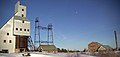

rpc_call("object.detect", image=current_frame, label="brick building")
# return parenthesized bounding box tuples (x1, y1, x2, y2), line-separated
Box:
(88, 42, 113, 52)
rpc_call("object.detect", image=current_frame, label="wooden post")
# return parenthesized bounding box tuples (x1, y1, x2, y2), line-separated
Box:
(114, 30, 118, 51)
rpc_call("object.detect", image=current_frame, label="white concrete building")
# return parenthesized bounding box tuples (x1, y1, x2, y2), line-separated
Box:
(0, 1, 30, 53)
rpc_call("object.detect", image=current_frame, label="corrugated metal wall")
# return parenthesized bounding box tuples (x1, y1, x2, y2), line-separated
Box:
(15, 36, 28, 49)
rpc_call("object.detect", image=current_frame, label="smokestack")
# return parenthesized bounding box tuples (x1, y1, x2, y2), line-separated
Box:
(114, 30, 118, 51)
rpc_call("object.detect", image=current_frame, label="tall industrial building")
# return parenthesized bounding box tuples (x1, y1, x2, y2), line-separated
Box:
(0, 1, 30, 53)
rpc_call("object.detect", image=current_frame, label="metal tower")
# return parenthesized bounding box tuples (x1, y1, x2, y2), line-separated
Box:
(27, 36, 34, 51)
(47, 23, 54, 45)
(40, 23, 54, 45)
(34, 17, 41, 50)
(34, 17, 54, 50)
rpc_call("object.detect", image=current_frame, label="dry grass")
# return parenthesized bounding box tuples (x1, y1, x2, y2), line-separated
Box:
(96, 52, 120, 57)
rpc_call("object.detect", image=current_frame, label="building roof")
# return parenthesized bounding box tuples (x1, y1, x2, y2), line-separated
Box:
(0, 16, 14, 29)
(88, 41, 102, 46)
(102, 45, 113, 49)
(38, 45, 57, 51)
(94, 42, 102, 45)
(98, 45, 113, 51)
(0, 16, 30, 29)
(14, 16, 29, 21)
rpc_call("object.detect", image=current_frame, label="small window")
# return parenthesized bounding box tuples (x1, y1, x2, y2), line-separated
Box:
(22, 20, 24, 23)
(27, 29, 29, 32)
(24, 29, 26, 31)
(9, 40, 12, 43)
(22, 9, 24, 11)
(7, 33, 9, 36)
(16, 28, 18, 30)
(4, 40, 6, 43)
(22, 14, 24, 17)
(20, 28, 22, 31)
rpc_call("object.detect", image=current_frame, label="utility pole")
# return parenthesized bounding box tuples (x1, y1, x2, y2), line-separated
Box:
(114, 30, 118, 51)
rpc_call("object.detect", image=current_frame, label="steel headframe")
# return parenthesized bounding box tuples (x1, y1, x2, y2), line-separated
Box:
(34, 17, 54, 50)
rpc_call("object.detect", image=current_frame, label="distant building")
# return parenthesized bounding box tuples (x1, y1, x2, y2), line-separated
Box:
(0, 1, 30, 53)
(38, 45, 57, 53)
(88, 42, 102, 52)
(88, 42, 113, 52)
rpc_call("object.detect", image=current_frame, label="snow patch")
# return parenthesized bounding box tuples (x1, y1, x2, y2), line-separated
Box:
(0, 52, 96, 57)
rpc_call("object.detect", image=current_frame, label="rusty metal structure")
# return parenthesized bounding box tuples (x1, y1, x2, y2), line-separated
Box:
(16, 36, 28, 52)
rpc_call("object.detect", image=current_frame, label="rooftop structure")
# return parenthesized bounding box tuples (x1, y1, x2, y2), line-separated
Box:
(38, 45, 57, 53)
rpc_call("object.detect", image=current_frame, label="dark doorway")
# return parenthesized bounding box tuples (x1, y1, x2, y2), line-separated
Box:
(15, 36, 28, 52)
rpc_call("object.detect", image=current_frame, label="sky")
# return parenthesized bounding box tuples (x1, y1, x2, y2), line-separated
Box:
(0, 0, 120, 51)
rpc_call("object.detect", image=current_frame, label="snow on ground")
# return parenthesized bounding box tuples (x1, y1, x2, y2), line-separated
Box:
(0, 52, 96, 57)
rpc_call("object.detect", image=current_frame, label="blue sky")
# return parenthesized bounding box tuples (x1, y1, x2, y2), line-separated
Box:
(0, 0, 120, 50)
